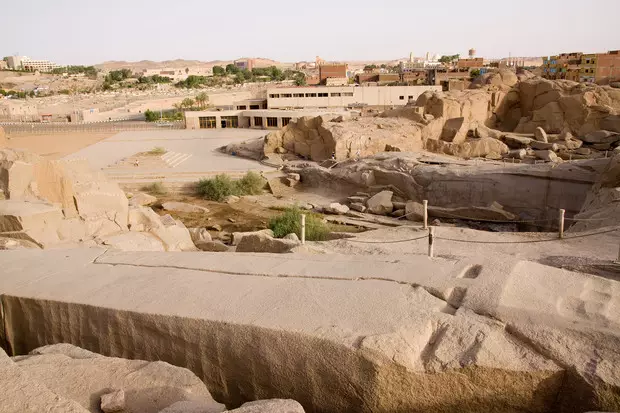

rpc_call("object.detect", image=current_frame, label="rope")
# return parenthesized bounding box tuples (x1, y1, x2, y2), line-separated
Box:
(344, 234, 428, 244)
(342, 227, 618, 245)
(436, 227, 619, 244)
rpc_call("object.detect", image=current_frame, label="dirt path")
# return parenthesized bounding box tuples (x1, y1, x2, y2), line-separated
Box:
(5, 132, 113, 159)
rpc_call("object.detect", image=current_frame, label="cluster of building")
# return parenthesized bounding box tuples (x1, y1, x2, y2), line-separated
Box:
(541, 50, 620, 83)
(2, 55, 60, 72)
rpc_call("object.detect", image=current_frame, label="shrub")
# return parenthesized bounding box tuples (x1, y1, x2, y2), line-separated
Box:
(196, 174, 237, 201)
(148, 146, 166, 155)
(142, 182, 167, 196)
(235, 171, 265, 195)
(196, 172, 265, 201)
(269, 207, 330, 241)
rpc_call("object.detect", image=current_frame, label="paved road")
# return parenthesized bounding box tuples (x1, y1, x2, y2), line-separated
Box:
(64, 129, 273, 182)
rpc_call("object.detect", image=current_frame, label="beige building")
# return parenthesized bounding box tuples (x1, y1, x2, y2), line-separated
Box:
(0, 101, 39, 121)
(266, 85, 442, 109)
(185, 109, 348, 130)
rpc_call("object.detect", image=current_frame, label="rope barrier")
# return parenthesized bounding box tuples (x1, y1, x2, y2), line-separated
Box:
(436, 227, 619, 244)
(342, 227, 618, 246)
(344, 234, 428, 244)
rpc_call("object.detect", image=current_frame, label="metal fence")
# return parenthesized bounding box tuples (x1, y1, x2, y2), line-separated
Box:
(0, 121, 185, 136)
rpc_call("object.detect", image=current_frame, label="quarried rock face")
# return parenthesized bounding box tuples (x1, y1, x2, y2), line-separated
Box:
(2, 249, 620, 413)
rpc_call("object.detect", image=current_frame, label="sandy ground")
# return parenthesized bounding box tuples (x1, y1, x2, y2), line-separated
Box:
(6, 132, 113, 159)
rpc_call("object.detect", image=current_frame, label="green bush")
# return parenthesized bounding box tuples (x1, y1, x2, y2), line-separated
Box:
(142, 182, 167, 196)
(196, 172, 265, 201)
(235, 171, 265, 195)
(196, 174, 237, 201)
(269, 207, 330, 241)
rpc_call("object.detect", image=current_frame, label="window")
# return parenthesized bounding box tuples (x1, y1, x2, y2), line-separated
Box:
(293, 93, 304, 97)
(267, 117, 278, 127)
(220, 116, 238, 128)
(342, 92, 353, 97)
(408, 95, 413, 100)
(254, 117, 263, 127)
(236, 105, 247, 110)
(318, 92, 328, 97)
(199, 116, 216, 129)
(305, 93, 317, 97)
(331, 93, 341, 97)
(282, 117, 291, 127)
(269, 94, 280, 98)
(399, 96, 404, 100)
(249, 105, 260, 110)
(281, 93, 292, 98)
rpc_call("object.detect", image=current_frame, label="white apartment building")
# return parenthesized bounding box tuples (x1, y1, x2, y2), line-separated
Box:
(6, 55, 60, 72)
(266, 85, 442, 109)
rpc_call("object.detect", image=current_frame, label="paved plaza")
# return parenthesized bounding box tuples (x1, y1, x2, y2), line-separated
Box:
(64, 129, 273, 182)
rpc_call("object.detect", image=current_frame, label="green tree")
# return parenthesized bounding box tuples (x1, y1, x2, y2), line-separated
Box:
(181, 97, 195, 110)
(212, 66, 225, 76)
(234, 72, 245, 84)
(195, 92, 209, 109)
(470, 69, 481, 80)
(225, 63, 240, 74)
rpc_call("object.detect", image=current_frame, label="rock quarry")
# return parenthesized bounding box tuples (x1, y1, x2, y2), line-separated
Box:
(1, 75, 620, 413)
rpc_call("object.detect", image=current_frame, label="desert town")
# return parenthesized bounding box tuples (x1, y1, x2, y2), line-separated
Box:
(1, 3, 620, 412)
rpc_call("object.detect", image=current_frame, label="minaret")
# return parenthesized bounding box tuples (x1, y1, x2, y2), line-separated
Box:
(409, 52, 414, 63)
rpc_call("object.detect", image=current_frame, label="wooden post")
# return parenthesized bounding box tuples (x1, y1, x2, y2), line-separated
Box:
(301, 214, 306, 245)
(559, 209, 565, 239)
(423, 200, 428, 230)
(615, 242, 620, 264)
(428, 227, 435, 258)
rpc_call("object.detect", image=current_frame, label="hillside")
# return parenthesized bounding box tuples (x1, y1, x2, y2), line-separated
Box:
(95, 57, 289, 71)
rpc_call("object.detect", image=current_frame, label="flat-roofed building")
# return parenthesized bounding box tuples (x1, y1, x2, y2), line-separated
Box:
(185, 108, 348, 130)
(266, 85, 442, 109)
(457, 58, 484, 69)
(319, 64, 348, 84)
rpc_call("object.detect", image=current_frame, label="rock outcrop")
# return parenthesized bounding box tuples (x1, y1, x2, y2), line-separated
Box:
(2, 344, 225, 413)
(0, 149, 128, 246)
(570, 153, 620, 231)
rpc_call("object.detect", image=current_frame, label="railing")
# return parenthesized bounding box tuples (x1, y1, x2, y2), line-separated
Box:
(1, 120, 184, 136)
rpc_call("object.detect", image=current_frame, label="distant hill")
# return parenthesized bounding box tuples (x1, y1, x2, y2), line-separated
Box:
(94, 57, 291, 71)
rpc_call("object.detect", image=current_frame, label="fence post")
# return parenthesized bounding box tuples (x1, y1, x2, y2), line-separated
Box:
(301, 214, 306, 245)
(616, 242, 620, 264)
(559, 209, 565, 239)
(428, 227, 435, 258)
(423, 200, 428, 230)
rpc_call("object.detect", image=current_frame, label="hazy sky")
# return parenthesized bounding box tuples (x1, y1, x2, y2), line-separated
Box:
(2, 0, 619, 65)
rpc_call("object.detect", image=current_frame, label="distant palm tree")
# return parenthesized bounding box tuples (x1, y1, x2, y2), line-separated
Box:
(181, 98, 195, 110)
(195, 92, 208, 109)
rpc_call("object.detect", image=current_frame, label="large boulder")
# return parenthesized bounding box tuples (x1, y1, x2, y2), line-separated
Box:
(324, 203, 350, 215)
(440, 117, 468, 144)
(227, 399, 305, 413)
(236, 232, 299, 253)
(581, 130, 620, 145)
(426, 137, 509, 158)
(231, 229, 274, 246)
(0, 200, 64, 246)
(127, 207, 195, 251)
(128, 192, 157, 207)
(366, 191, 394, 215)
(162, 201, 209, 214)
(0, 149, 129, 241)
(0, 347, 89, 413)
(405, 201, 425, 222)
(98, 232, 167, 251)
(13, 344, 225, 413)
